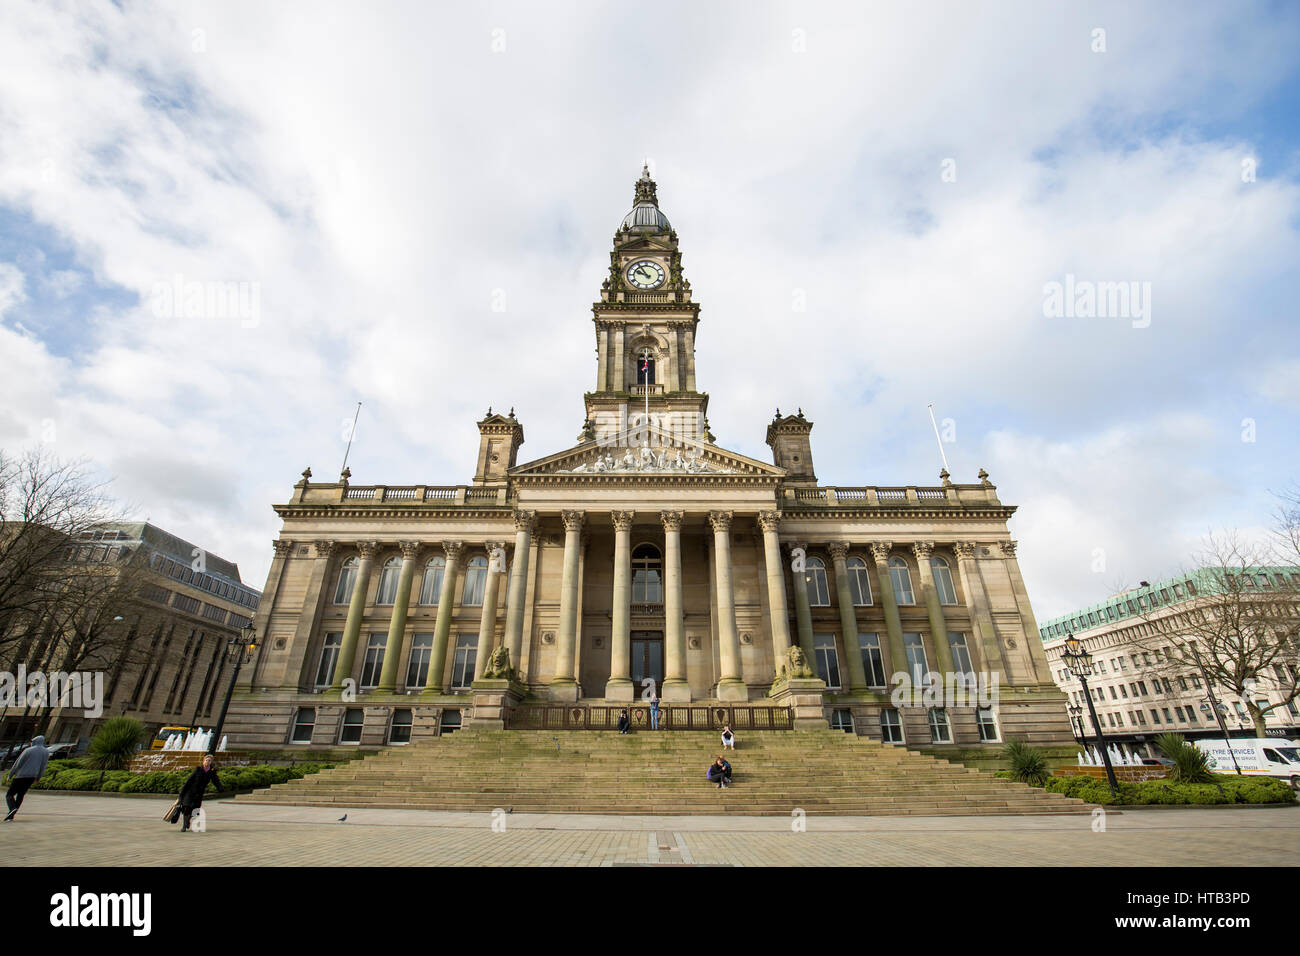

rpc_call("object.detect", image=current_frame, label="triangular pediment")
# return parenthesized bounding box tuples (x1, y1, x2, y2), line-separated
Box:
(511, 424, 784, 479)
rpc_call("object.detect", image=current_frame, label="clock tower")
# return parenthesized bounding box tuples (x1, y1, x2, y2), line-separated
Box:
(584, 164, 712, 446)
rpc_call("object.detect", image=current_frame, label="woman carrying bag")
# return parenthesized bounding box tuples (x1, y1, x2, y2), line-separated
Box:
(168, 753, 224, 832)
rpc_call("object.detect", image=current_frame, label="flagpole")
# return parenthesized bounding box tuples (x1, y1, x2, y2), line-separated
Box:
(341, 401, 362, 475)
(926, 403, 949, 472)
(641, 348, 650, 434)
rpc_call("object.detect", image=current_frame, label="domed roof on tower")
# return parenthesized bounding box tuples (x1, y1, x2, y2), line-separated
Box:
(619, 163, 672, 234)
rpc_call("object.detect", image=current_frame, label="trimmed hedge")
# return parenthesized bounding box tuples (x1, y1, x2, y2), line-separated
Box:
(1044, 773, 1296, 806)
(32, 763, 334, 794)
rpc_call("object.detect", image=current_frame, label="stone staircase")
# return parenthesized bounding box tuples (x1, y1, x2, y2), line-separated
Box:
(237, 730, 1090, 816)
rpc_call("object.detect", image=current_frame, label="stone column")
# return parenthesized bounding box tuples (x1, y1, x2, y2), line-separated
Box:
(473, 541, 508, 680)
(709, 511, 746, 700)
(423, 541, 463, 694)
(606, 510, 635, 701)
(613, 328, 626, 391)
(289, 540, 337, 692)
(376, 541, 421, 692)
(954, 541, 1005, 677)
(248, 538, 293, 688)
(661, 510, 689, 701)
(329, 540, 378, 691)
(789, 541, 816, 660)
(503, 510, 536, 670)
(550, 510, 585, 700)
(871, 541, 908, 681)
(595, 324, 609, 391)
(758, 511, 792, 664)
(829, 542, 869, 692)
(913, 541, 955, 677)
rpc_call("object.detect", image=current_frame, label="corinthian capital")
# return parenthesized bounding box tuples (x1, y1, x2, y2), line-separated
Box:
(869, 541, 893, 563)
(708, 510, 733, 534)
(757, 510, 782, 534)
(313, 540, 337, 559)
(1001, 540, 1018, 557)
(273, 539, 294, 558)
(912, 541, 935, 561)
(611, 510, 636, 532)
(660, 510, 684, 532)
(827, 542, 849, 562)
(561, 510, 586, 533)
(512, 509, 537, 534)
(357, 540, 381, 560)
(953, 541, 977, 560)
(442, 540, 465, 561)
(399, 540, 422, 560)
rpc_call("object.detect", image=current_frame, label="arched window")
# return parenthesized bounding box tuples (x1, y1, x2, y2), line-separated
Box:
(847, 556, 872, 606)
(636, 354, 656, 386)
(462, 555, 488, 606)
(375, 556, 402, 605)
(930, 556, 957, 605)
(889, 556, 915, 605)
(805, 556, 830, 606)
(333, 556, 359, 605)
(632, 544, 662, 603)
(419, 556, 445, 605)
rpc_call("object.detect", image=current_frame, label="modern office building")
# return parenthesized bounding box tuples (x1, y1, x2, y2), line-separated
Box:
(1040, 568, 1300, 752)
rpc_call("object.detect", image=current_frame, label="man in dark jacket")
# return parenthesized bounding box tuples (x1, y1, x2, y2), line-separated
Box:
(5, 735, 50, 820)
(176, 753, 224, 832)
(706, 755, 732, 789)
(617, 709, 631, 734)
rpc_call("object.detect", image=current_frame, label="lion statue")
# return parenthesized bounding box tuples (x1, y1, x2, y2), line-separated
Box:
(786, 645, 815, 679)
(482, 645, 515, 680)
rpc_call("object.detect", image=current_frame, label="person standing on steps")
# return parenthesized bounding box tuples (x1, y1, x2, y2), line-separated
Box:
(176, 753, 224, 831)
(706, 754, 732, 789)
(4, 735, 49, 821)
(720, 724, 736, 750)
(617, 709, 631, 734)
(649, 695, 661, 731)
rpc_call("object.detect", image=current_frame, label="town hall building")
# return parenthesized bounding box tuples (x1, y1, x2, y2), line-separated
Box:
(225, 166, 1072, 752)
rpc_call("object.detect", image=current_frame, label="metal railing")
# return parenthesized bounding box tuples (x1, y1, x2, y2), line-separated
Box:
(503, 703, 794, 731)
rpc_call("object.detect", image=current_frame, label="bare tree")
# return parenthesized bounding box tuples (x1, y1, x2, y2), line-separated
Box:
(0, 447, 122, 652)
(1123, 531, 1300, 738)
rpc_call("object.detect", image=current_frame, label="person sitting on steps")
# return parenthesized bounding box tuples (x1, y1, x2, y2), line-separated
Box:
(706, 755, 732, 789)
(720, 724, 736, 749)
(617, 709, 631, 734)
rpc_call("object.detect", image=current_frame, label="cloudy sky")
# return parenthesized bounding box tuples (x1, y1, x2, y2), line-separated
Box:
(1, 0, 1297, 620)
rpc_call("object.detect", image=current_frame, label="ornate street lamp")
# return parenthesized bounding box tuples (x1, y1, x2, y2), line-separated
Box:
(209, 622, 258, 755)
(1066, 703, 1084, 744)
(1061, 630, 1118, 793)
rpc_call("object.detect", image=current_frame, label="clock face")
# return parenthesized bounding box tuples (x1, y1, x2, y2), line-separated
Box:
(625, 259, 666, 290)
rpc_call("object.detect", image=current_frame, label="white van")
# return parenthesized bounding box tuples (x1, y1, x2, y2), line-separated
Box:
(1193, 738, 1300, 790)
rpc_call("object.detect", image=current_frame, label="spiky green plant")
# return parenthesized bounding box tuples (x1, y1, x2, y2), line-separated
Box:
(81, 717, 147, 785)
(1003, 739, 1050, 786)
(1155, 732, 1215, 783)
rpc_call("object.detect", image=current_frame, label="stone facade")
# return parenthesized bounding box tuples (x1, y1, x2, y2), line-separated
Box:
(225, 167, 1073, 751)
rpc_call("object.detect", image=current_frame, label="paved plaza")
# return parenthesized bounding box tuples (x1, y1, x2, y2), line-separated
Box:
(2, 794, 1298, 866)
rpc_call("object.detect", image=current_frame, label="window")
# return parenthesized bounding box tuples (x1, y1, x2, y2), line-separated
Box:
(439, 709, 462, 735)
(451, 634, 478, 689)
(1115, 712, 1124, 727)
(930, 557, 957, 605)
(880, 708, 903, 743)
(462, 556, 488, 606)
(813, 633, 841, 689)
(1186, 707, 1197, 723)
(948, 633, 974, 677)
(846, 557, 872, 605)
(290, 708, 316, 743)
(419, 556, 445, 605)
(889, 557, 915, 605)
(904, 633, 929, 686)
(928, 708, 952, 743)
(636, 355, 655, 385)
(859, 633, 886, 687)
(407, 633, 433, 688)
(360, 634, 387, 689)
(977, 706, 999, 742)
(1233, 701, 1248, 720)
(632, 544, 663, 603)
(1135, 710, 1147, 726)
(1120, 685, 1128, 698)
(1149, 709, 1160, 724)
(1162, 707, 1174, 722)
(389, 708, 413, 744)
(804, 556, 830, 606)
(334, 557, 360, 604)
(314, 633, 342, 690)
(1108, 686, 1117, 700)
(339, 709, 364, 744)
(376, 557, 402, 605)
(830, 709, 854, 733)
